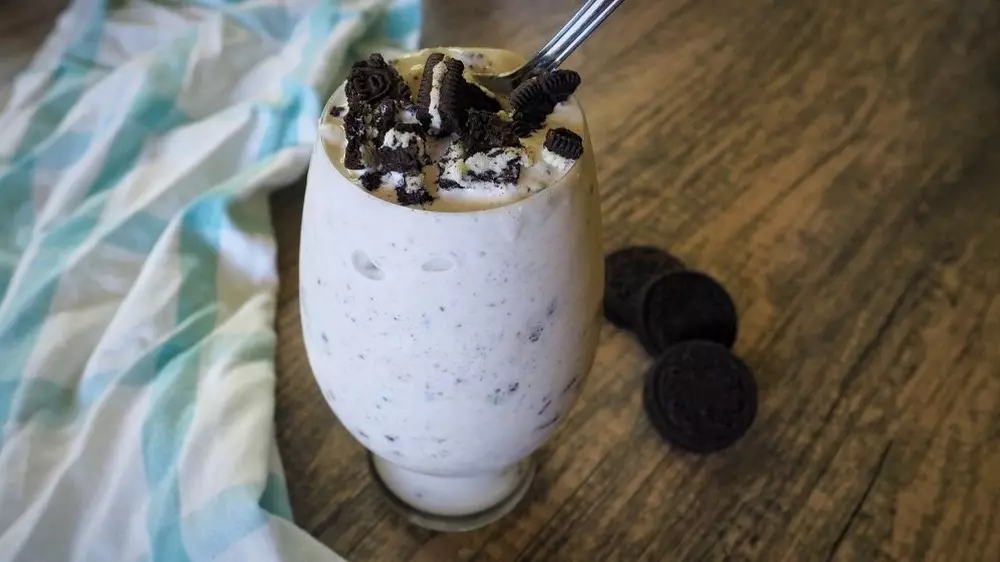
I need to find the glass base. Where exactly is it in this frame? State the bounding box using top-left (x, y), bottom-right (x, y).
top-left (366, 452), bottom-right (536, 532)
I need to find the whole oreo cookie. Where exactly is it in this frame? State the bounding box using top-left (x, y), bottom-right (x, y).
top-left (345, 53), bottom-right (411, 105)
top-left (643, 340), bottom-right (757, 453)
top-left (603, 246), bottom-right (686, 330)
top-left (637, 270), bottom-right (738, 355)
top-left (543, 127), bottom-right (584, 160)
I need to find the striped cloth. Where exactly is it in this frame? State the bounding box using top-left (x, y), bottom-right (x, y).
top-left (0, 1), bottom-right (419, 560)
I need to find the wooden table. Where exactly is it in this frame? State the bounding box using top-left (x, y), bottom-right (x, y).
top-left (5, 1), bottom-right (1000, 560)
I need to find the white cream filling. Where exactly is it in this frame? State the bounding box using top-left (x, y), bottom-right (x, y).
top-left (540, 147), bottom-right (575, 172)
top-left (384, 171), bottom-right (404, 188)
top-left (396, 106), bottom-right (421, 125)
top-left (404, 174), bottom-right (425, 194)
top-left (382, 129), bottom-right (420, 149)
top-left (427, 61), bottom-right (448, 134)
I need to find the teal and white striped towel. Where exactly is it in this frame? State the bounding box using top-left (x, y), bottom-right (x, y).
top-left (0, 1), bottom-right (419, 560)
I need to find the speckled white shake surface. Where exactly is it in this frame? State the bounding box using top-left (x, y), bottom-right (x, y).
top-left (300, 47), bottom-right (603, 517)
top-left (317, 47), bottom-right (586, 212)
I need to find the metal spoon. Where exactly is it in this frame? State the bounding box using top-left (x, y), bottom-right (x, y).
top-left (472, 0), bottom-right (626, 95)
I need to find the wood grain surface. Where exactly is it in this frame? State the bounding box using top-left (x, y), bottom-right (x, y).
top-left (5, 0), bottom-right (1000, 561)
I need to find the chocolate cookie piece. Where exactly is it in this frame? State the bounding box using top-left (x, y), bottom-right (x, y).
top-left (344, 138), bottom-right (367, 170)
top-left (510, 120), bottom-right (532, 138)
top-left (509, 76), bottom-right (556, 136)
top-left (345, 53), bottom-right (411, 105)
top-left (643, 340), bottom-right (757, 453)
top-left (603, 246), bottom-right (686, 330)
top-left (637, 270), bottom-right (738, 355)
top-left (343, 105), bottom-right (369, 141)
top-left (359, 171), bottom-right (381, 191)
top-left (462, 110), bottom-right (520, 155)
top-left (416, 52), bottom-right (445, 109)
top-left (509, 70), bottom-right (582, 137)
top-left (509, 77), bottom-right (548, 113)
top-left (371, 99), bottom-right (399, 138)
top-left (377, 123), bottom-right (429, 173)
top-left (463, 81), bottom-right (502, 113)
top-left (543, 127), bottom-right (584, 160)
top-left (538, 69), bottom-right (582, 104)
top-left (416, 53), bottom-right (466, 136)
top-left (392, 173), bottom-right (434, 206)
top-left (437, 176), bottom-right (463, 190)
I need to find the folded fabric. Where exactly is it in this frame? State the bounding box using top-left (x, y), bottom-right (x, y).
top-left (0, 1), bottom-right (420, 560)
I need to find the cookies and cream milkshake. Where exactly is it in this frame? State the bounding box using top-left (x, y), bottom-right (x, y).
top-left (299, 47), bottom-right (603, 529)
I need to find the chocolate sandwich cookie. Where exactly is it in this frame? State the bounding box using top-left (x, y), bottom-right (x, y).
top-left (643, 340), bottom-right (757, 453)
top-left (509, 77), bottom-right (548, 113)
top-left (538, 69), bottom-right (581, 104)
top-left (345, 53), bottom-right (411, 105)
top-left (509, 70), bottom-right (583, 136)
top-left (509, 77), bottom-right (554, 136)
top-left (416, 53), bottom-right (466, 136)
top-left (637, 270), bottom-right (738, 355)
top-left (603, 246), bottom-right (686, 330)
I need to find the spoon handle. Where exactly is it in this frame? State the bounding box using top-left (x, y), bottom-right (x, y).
top-left (526, 0), bottom-right (626, 73)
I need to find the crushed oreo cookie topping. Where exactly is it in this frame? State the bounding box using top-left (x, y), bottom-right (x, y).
top-left (462, 110), bottom-right (520, 155)
top-left (392, 173), bottom-right (434, 205)
top-left (359, 171), bottom-right (381, 191)
top-left (378, 123), bottom-right (429, 172)
top-left (329, 49), bottom-right (586, 208)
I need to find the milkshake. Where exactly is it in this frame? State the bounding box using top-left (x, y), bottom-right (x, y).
top-left (299, 47), bottom-right (603, 530)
